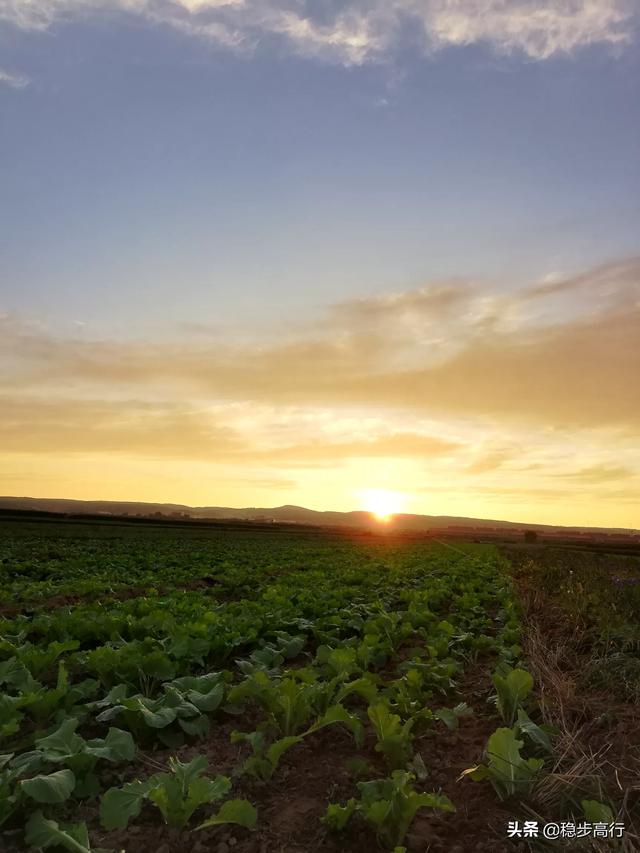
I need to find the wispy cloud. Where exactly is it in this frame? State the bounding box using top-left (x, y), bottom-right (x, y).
top-left (554, 464), bottom-right (636, 483)
top-left (466, 447), bottom-right (514, 475)
top-left (1, 257), bottom-right (638, 523)
top-left (0, 396), bottom-right (462, 464)
top-left (0, 67), bottom-right (29, 88)
top-left (421, 0), bottom-right (635, 59)
top-left (1, 257), bottom-right (639, 431)
top-left (0, 0), bottom-right (636, 65)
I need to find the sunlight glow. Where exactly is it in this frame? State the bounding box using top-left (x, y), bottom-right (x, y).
top-left (360, 488), bottom-right (406, 521)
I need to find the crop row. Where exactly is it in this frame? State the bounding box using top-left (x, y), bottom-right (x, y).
top-left (1, 525), bottom-right (561, 852)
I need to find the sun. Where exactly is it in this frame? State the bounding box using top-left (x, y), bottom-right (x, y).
top-left (360, 488), bottom-right (406, 522)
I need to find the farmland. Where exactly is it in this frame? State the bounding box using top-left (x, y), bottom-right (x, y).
top-left (1, 517), bottom-right (637, 852)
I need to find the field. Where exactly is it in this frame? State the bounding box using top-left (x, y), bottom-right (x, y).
top-left (1, 518), bottom-right (639, 853)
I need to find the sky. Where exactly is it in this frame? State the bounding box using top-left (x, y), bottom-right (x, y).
top-left (1, 0), bottom-right (639, 528)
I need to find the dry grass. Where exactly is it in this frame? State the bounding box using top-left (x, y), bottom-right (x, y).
top-left (518, 589), bottom-right (640, 852)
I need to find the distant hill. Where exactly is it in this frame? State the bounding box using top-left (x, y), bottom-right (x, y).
top-left (0, 495), bottom-right (637, 536)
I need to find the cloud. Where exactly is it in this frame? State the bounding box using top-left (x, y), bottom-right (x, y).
top-left (525, 256), bottom-right (640, 301)
top-left (236, 476), bottom-right (297, 490)
top-left (466, 448), bottom-right (514, 474)
top-left (0, 0), bottom-right (636, 65)
top-left (1, 257), bottom-right (639, 433)
top-left (261, 432), bottom-right (462, 464)
top-left (0, 67), bottom-right (29, 88)
top-left (2, 258), bottom-right (638, 525)
top-left (0, 398), bottom-right (244, 460)
top-left (554, 464), bottom-right (637, 483)
top-left (329, 282), bottom-right (474, 336)
top-left (0, 396), bottom-right (461, 464)
top-left (421, 0), bottom-right (634, 60)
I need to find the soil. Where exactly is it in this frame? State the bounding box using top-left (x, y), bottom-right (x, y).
top-left (0, 578), bottom-right (222, 616)
top-left (61, 663), bottom-right (527, 853)
top-left (11, 545), bottom-right (626, 852)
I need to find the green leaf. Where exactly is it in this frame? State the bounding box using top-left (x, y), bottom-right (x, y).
top-left (147, 779), bottom-right (183, 827)
top-left (231, 729), bottom-right (264, 751)
top-left (103, 756), bottom-right (233, 830)
top-left (486, 726), bottom-right (525, 786)
top-left (100, 779), bottom-right (154, 830)
top-left (482, 726), bottom-right (544, 799)
top-left (410, 791), bottom-right (455, 815)
top-left (272, 678), bottom-right (313, 736)
top-left (25, 811), bottom-right (91, 853)
top-left (240, 756), bottom-right (272, 781)
top-left (21, 685), bottom-right (68, 724)
top-left (407, 753), bottom-right (429, 781)
top-left (197, 798), bottom-right (258, 830)
top-left (178, 715), bottom-right (210, 738)
top-left (36, 719), bottom-right (83, 759)
top-left (515, 708), bottom-right (552, 753)
top-left (266, 735), bottom-right (303, 770)
top-left (67, 679), bottom-right (100, 705)
top-left (368, 702), bottom-right (401, 739)
top-left (323, 646), bottom-right (359, 677)
top-left (138, 703), bottom-right (178, 729)
top-left (169, 754), bottom-right (209, 788)
top-left (367, 703), bottom-right (414, 770)
top-left (582, 799), bottom-right (614, 823)
top-left (275, 633), bottom-right (305, 659)
top-left (21, 769), bottom-right (75, 803)
top-left (309, 704), bottom-right (364, 747)
top-left (186, 684), bottom-right (224, 713)
top-left (140, 650), bottom-right (175, 681)
top-left (190, 775), bottom-right (232, 806)
top-left (492, 669), bottom-right (533, 725)
top-left (323, 799), bottom-right (357, 831)
top-left (363, 797), bottom-right (392, 829)
top-left (169, 672), bottom-right (225, 694)
top-left (100, 727), bottom-right (136, 762)
top-left (0, 657), bottom-right (39, 692)
top-left (355, 770), bottom-right (454, 847)
top-left (337, 676), bottom-right (378, 705)
top-left (433, 708), bottom-right (458, 730)
top-left (92, 684), bottom-right (129, 708)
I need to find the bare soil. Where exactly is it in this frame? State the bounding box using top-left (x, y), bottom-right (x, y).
top-left (65, 663), bottom-right (529, 853)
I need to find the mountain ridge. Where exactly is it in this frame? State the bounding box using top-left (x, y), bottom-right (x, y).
top-left (0, 495), bottom-right (637, 535)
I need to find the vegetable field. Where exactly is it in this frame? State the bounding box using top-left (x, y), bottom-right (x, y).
top-left (1, 518), bottom-right (547, 852)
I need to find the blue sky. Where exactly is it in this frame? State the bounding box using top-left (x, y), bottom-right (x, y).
top-left (1, 1), bottom-right (639, 526)
top-left (2, 3), bottom-right (639, 332)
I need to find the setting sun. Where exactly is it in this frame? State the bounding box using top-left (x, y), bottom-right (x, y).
top-left (360, 489), bottom-right (406, 521)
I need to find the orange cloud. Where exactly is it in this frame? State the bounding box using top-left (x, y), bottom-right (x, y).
top-left (2, 259), bottom-right (638, 433)
top-left (1, 257), bottom-right (638, 526)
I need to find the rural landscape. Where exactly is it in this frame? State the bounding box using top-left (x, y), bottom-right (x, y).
top-left (2, 0), bottom-right (639, 850)
top-left (1, 503), bottom-right (639, 851)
